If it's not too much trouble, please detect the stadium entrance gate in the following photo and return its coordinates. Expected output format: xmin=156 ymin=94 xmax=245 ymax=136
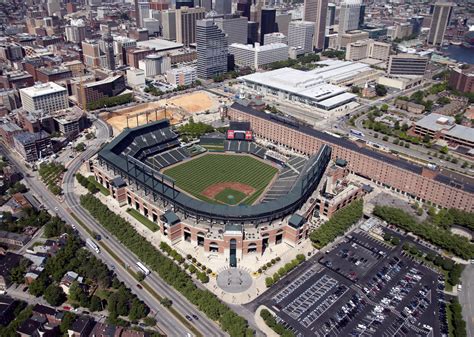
xmin=230 ymin=239 xmax=237 ymax=267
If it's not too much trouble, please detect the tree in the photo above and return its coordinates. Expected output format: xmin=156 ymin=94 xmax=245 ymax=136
xmin=375 ymin=84 xmax=387 ymax=96
xmin=440 ymin=146 xmax=449 ymax=154
xmin=380 ymin=104 xmax=389 ymax=111
xmin=68 ymin=281 xmax=83 ymax=302
xmin=60 ymin=312 xmax=76 ymax=334
xmin=160 ymin=297 xmax=172 ymax=308
xmin=89 ymin=295 xmax=103 ymax=312
xmin=43 ymin=284 xmax=66 ymax=306
xmin=75 ymin=143 xmax=86 ymax=152
xmin=129 ymin=299 xmax=148 ymax=321
xmin=144 ymin=316 xmax=157 ymax=326
xmin=8 ymin=181 xmax=27 ymax=194
xmin=29 ymin=274 xmax=49 ymax=297
xmin=9 ymin=259 xmax=30 ymax=284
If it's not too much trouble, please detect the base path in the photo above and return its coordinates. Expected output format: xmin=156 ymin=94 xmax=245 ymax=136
xmin=202 ymin=182 xmax=255 ymax=200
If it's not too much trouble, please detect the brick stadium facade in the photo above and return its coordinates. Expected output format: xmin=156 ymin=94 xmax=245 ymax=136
xmin=227 ymin=103 xmax=473 ymax=212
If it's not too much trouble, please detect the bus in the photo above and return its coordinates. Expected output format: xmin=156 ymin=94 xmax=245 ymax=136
xmin=86 ymin=238 xmax=100 ymax=254
xmin=136 ymin=261 xmax=150 ymax=276
xmin=350 ymin=129 xmax=365 ymax=137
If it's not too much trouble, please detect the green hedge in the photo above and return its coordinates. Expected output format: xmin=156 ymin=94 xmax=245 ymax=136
xmin=310 ymin=200 xmax=364 ymax=248
xmin=127 ymin=208 xmax=159 ymax=232
xmin=373 ymin=205 xmax=474 ymax=260
xmin=260 ymin=309 xmax=294 ymax=337
xmin=448 ymin=298 xmax=467 ymax=337
xmin=265 ymin=254 xmax=306 ymax=288
xmin=87 ymin=93 xmax=133 ymax=111
xmin=80 ymin=194 xmax=253 ymax=337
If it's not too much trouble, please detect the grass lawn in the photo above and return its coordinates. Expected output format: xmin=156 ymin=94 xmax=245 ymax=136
xmin=87 ymin=176 xmax=110 ymax=196
xmin=163 ymin=154 xmax=277 ymax=205
xmin=214 ymin=188 xmax=247 ymax=205
xmin=127 ymin=208 xmax=159 ymax=232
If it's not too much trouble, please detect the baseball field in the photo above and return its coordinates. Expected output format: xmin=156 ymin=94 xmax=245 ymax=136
xmin=163 ymin=154 xmax=278 ymax=206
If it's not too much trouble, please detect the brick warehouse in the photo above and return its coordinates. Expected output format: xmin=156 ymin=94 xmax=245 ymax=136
xmin=226 ymin=103 xmax=473 ymax=212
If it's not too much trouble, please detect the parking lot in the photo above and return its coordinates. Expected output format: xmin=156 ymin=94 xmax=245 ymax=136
xmin=258 ymin=230 xmax=445 ymax=337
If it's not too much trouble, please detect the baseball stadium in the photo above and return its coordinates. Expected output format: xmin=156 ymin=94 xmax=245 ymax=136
xmin=93 ymin=114 xmax=331 ymax=265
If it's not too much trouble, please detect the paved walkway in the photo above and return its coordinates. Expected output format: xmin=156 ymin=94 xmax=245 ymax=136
xmin=217 ymin=268 xmax=253 ymax=293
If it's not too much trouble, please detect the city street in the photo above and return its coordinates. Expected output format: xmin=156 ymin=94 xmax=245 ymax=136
xmin=0 ymin=119 xmax=207 ymax=337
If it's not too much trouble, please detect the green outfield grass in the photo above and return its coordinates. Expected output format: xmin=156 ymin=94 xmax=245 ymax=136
xmin=163 ymin=154 xmax=277 ymax=205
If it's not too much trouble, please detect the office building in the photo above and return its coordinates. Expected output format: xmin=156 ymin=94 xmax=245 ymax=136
xmin=275 ymin=12 xmax=291 ymax=36
xmin=260 ymin=8 xmax=277 ymax=44
xmin=143 ymin=18 xmax=161 ymax=35
xmin=264 ymin=32 xmax=287 ymax=45
xmin=215 ymin=15 xmax=248 ymax=45
xmin=388 ymin=54 xmax=428 ymax=76
xmin=65 ymin=19 xmax=86 ymax=44
xmin=166 ymin=66 xmax=197 ymax=86
xmin=229 ymin=42 xmax=289 ymax=69
xmin=448 ymin=66 xmax=474 ymax=94
xmin=237 ymin=0 xmax=251 ymax=20
xmin=359 ymin=3 xmax=365 ymax=28
xmin=196 ymin=19 xmax=228 ymax=79
xmin=138 ymin=2 xmax=151 ymax=27
xmin=77 ymin=75 xmax=126 ymax=110
xmin=138 ymin=54 xmax=171 ymax=76
xmin=127 ymin=68 xmax=146 ymax=88
xmin=414 ymin=113 xmax=473 ymax=148
xmin=327 ymin=3 xmax=336 ymax=26
xmin=288 ymin=21 xmax=314 ymax=53
xmin=46 ymin=0 xmax=61 ymax=17
xmin=162 ymin=10 xmax=177 ymax=41
xmin=248 ymin=21 xmax=259 ymax=44
xmin=176 ymin=0 xmax=194 ymax=8
xmin=19 ymin=82 xmax=68 ymax=114
xmin=197 ymin=0 xmax=212 ymax=11
xmin=100 ymin=32 xmax=116 ymax=71
xmin=338 ymin=0 xmax=362 ymax=33
xmin=176 ymin=7 xmax=206 ymax=46
xmin=338 ymin=30 xmax=369 ymax=49
xmin=410 ymin=16 xmax=424 ymax=36
xmin=215 ymin=0 xmax=232 ymax=15
xmin=346 ymin=39 xmax=390 ymax=61
xmin=81 ymin=40 xmax=101 ymax=68
xmin=392 ymin=22 xmax=413 ymax=40
xmin=427 ymin=2 xmax=454 ymax=46
xmin=303 ymin=0 xmax=328 ymax=50
xmin=13 ymin=131 xmax=52 ymax=162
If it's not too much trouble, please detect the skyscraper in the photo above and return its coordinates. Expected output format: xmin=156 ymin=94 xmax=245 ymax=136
xmin=338 ymin=0 xmax=362 ymax=33
xmin=260 ymin=8 xmax=277 ymax=44
xmin=196 ymin=19 xmax=228 ymax=79
xmin=176 ymin=0 xmax=194 ymax=9
xmin=215 ymin=0 xmax=232 ymax=15
xmin=215 ymin=15 xmax=248 ymax=45
xmin=303 ymin=0 xmax=328 ymax=50
xmin=65 ymin=19 xmax=86 ymax=44
xmin=237 ymin=0 xmax=251 ymax=20
xmin=427 ymin=2 xmax=454 ymax=46
xmin=327 ymin=3 xmax=336 ymax=27
xmin=161 ymin=10 xmax=177 ymax=41
xmin=176 ymin=7 xmax=206 ymax=46
xmin=134 ymin=0 xmax=141 ymax=27
xmin=101 ymin=32 xmax=116 ymax=70
xmin=138 ymin=2 xmax=151 ymax=28
xmin=288 ymin=21 xmax=315 ymax=53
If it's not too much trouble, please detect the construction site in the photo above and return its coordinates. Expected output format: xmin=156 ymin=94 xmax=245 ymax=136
xmin=103 ymin=91 xmax=222 ymax=133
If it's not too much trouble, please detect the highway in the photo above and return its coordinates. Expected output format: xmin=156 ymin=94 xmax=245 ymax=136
xmin=0 ymin=118 xmax=225 ymax=337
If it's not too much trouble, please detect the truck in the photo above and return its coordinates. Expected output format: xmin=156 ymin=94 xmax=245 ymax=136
xmin=86 ymin=238 xmax=100 ymax=254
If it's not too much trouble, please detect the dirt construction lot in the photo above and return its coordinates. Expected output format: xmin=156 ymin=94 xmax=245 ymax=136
xmin=104 ymin=91 xmax=220 ymax=133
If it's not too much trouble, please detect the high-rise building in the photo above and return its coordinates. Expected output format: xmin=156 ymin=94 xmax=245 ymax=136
xmin=338 ymin=0 xmax=362 ymax=33
xmin=448 ymin=66 xmax=474 ymax=94
xmin=338 ymin=30 xmax=369 ymax=49
xmin=46 ymin=0 xmax=61 ymax=17
xmin=248 ymin=21 xmax=259 ymax=44
xmin=410 ymin=16 xmax=424 ymax=36
xmin=81 ymin=40 xmax=101 ymax=68
xmin=288 ymin=21 xmax=315 ymax=53
xmin=100 ymin=32 xmax=116 ymax=71
xmin=303 ymin=0 xmax=328 ymax=50
xmin=392 ymin=22 xmax=413 ymax=40
xmin=229 ymin=42 xmax=288 ymax=69
xmin=65 ymin=19 xmax=86 ymax=44
xmin=196 ymin=19 xmax=228 ymax=79
xmin=237 ymin=0 xmax=251 ymax=20
xmin=275 ymin=12 xmax=291 ymax=36
xmin=176 ymin=7 xmax=206 ymax=46
xmin=143 ymin=18 xmax=161 ymax=35
xmin=388 ymin=54 xmax=428 ymax=76
xmin=345 ymin=39 xmax=390 ymax=61
xmin=264 ymin=32 xmax=287 ymax=45
xmin=359 ymin=4 xmax=365 ymax=28
xmin=215 ymin=0 xmax=232 ymax=15
xmin=260 ymin=8 xmax=277 ymax=44
xmin=19 ymin=82 xmax=68 ymax=114
xmin=196 ymin=0 xmax=212 ymax=11
xmin=138 ymin=2 xmax=151 ymax=27
xmin=427 ymin=2 xmax=454 ymax=46
xmin=134 ymin=0 xmax=141 ymax=27
xmin=77 ymin=75 xmax=126 ymax=110
xmin=161 ymin=10 xmax=177 ymax=41
xmin=176 ymin=0 xmax=194 ymax=9
xmin=327 ymin=3 xmax=336 ymax=26
xmin=214 ymin=15 xmax=248 ymax=45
